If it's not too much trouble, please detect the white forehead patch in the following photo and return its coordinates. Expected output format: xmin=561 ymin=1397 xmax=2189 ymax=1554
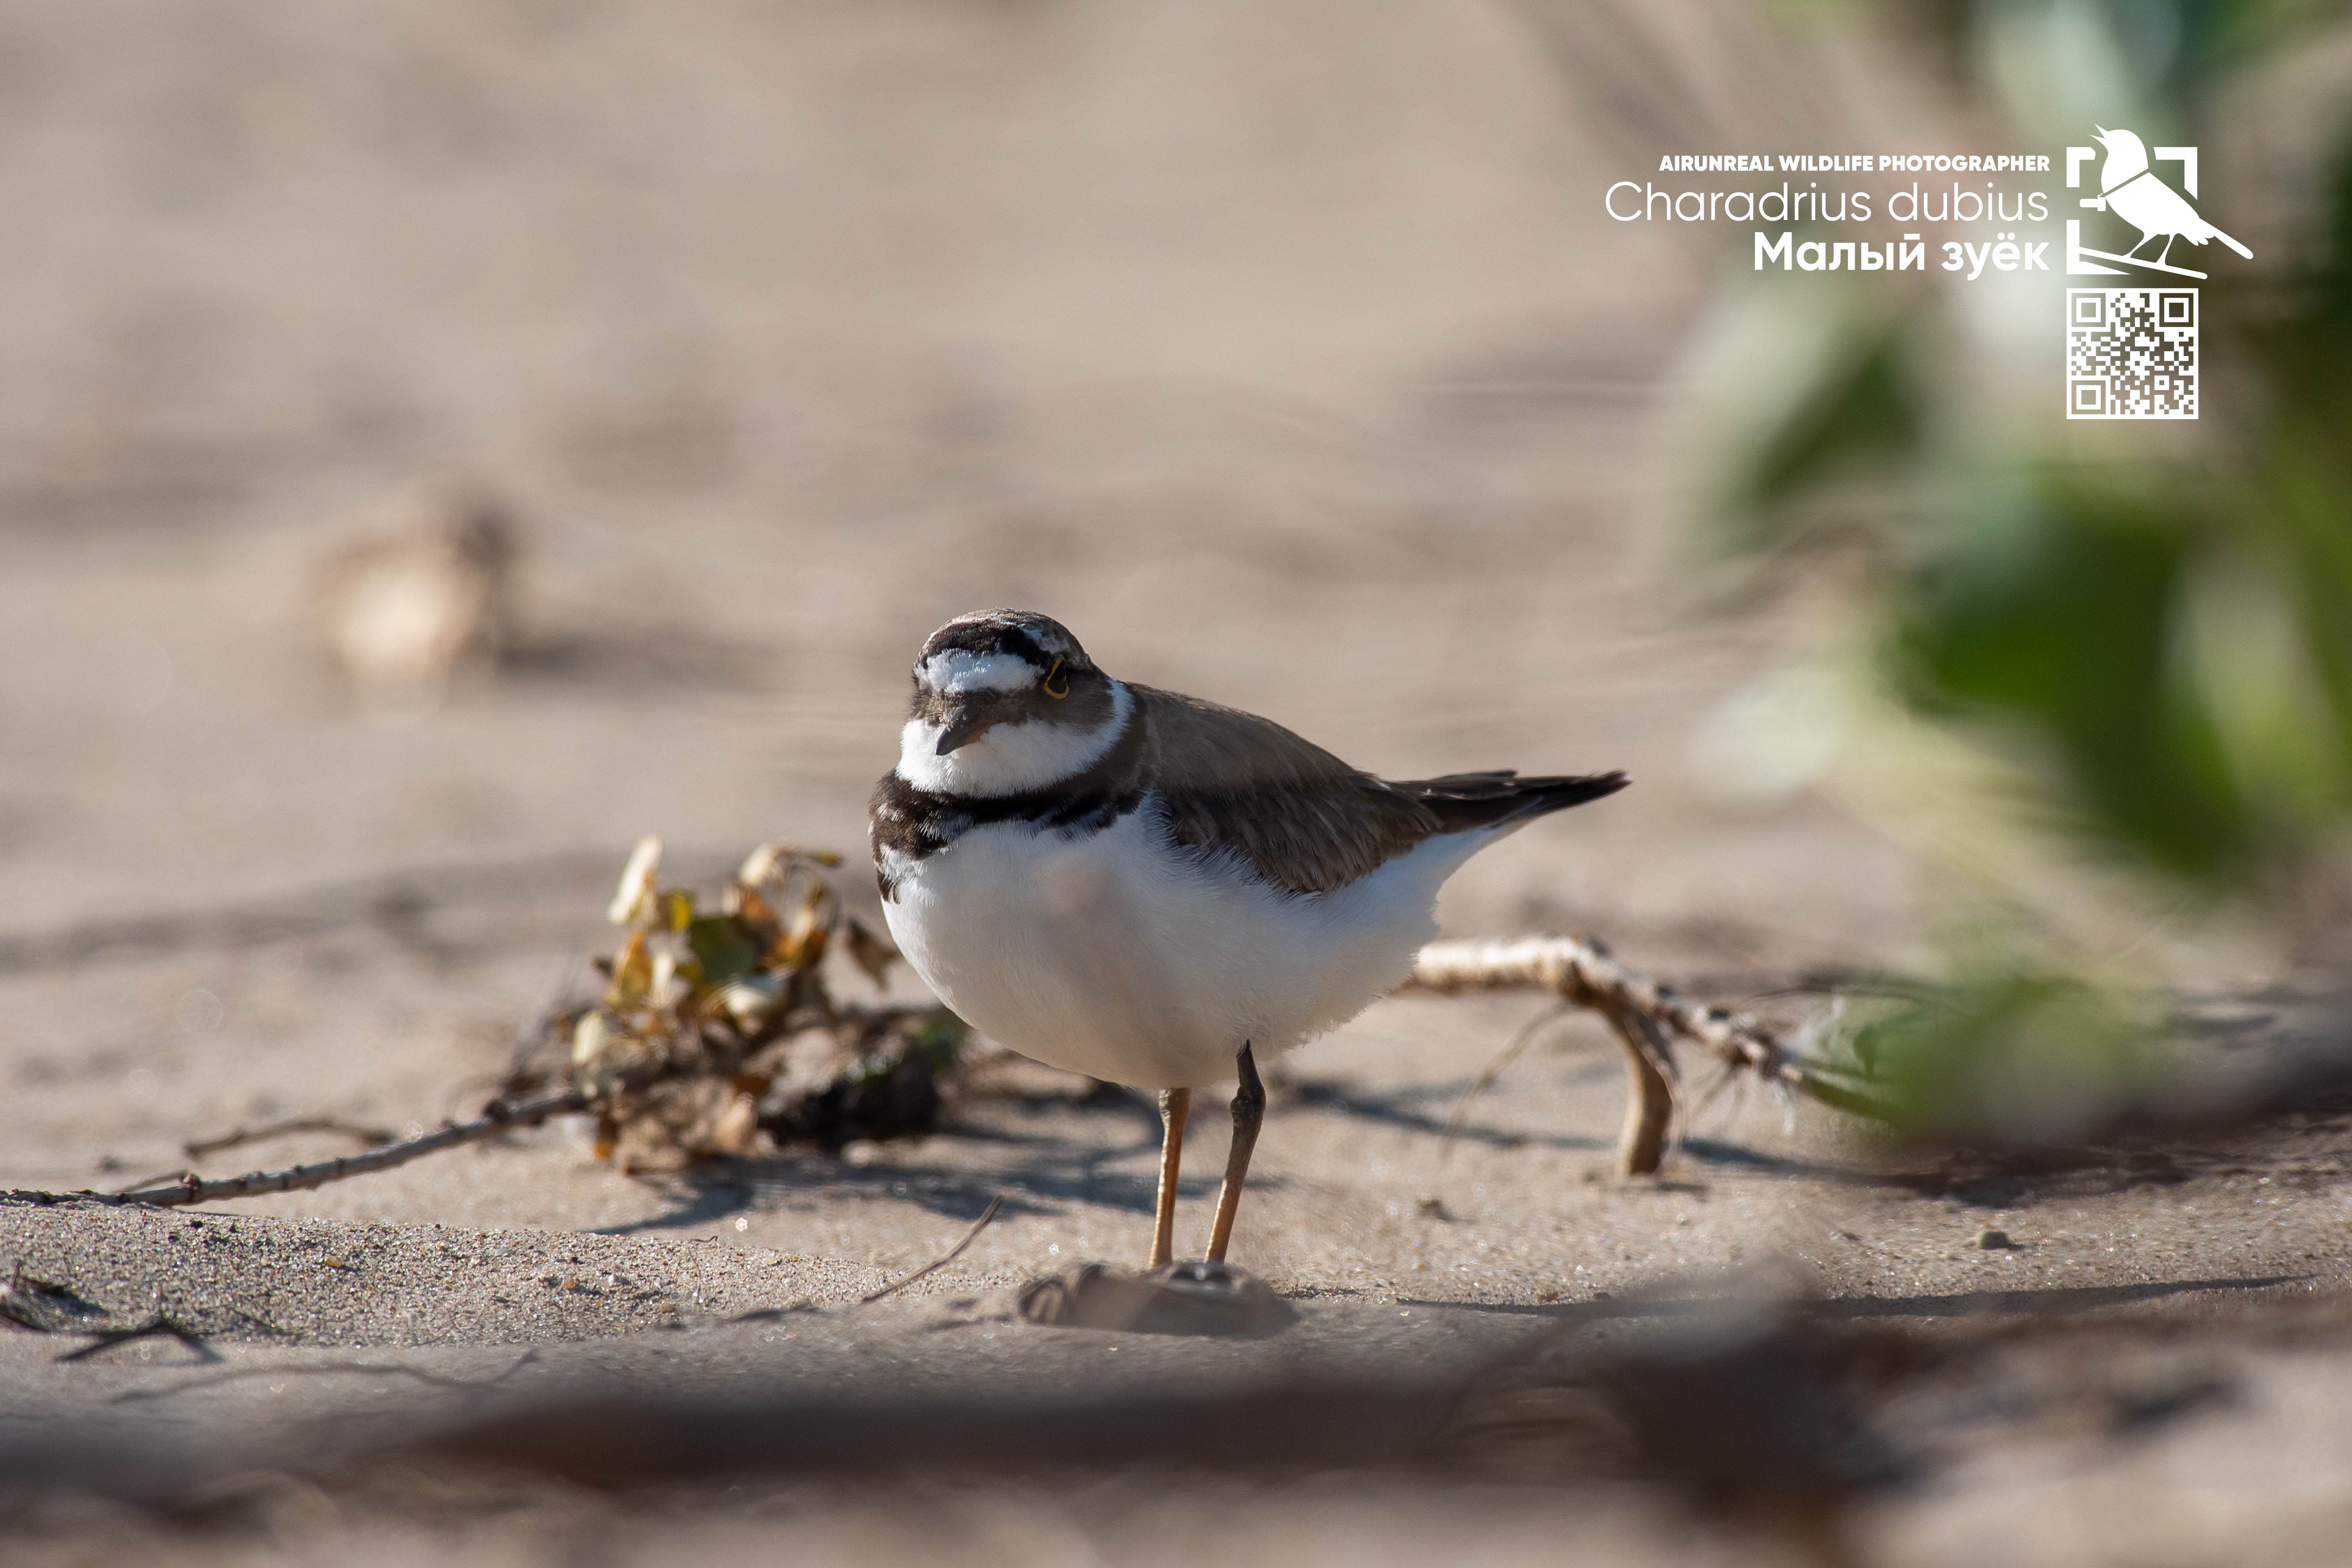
xmin=918 ymin=649 xmax=1038 ymax=695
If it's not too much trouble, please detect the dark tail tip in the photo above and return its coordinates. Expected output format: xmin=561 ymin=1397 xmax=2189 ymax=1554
xmin=1491 ymin=769 xmax=1629 ymax=830
xmin=1548 ymin=770 xmax=1630 ymax=810
xmin=1405 ymin=766 xmax=1630 ymax=831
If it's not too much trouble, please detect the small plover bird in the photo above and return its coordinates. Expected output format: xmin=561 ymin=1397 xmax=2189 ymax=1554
xmin=871 ymin=610 xmax=1625 ymax=1268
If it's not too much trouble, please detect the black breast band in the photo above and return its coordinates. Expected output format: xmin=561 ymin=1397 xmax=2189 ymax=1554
xmin=869 ymin=709 xmax=1147 ymax=898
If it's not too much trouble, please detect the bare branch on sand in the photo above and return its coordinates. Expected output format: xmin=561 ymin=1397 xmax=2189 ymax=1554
xmin=75 ymin=1082 xmax=597 ymax=1210
xmin=1405 ymin=935 xmax=1889 ymax=1175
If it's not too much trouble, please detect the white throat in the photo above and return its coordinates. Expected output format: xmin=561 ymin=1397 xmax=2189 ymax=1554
xmin=897 ymin=680 xmax=1132 ymax=798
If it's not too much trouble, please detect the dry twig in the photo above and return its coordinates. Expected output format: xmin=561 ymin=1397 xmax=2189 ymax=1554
xmin=58 ymin=1082 xmax=600 ymax=1211
xmin=103 ymin=1169 xmax=195 ymax=1196
xmin=1436 ymin=1001 xmax=1572 ymax=1158
xmin=184 ymin=1117 xmax=399 ymax=1159
xmin=860 ymin=1195 xmax=1005 ymax=1304
xmin=1404 ymin=935 xmax=1888 ymax=1175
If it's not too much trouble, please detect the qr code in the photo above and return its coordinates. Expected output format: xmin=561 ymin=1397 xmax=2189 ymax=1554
xmin=2066 ymin=288 xmax=2197 ymax=419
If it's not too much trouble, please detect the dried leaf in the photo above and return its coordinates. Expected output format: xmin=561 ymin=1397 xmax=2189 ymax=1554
xmin=607 ymin=835 xmax=664 ymax=924
xmin=571 ymin=1010 xmax=611 ymax=1068
xmin=725 ymin=882 xmax=779 ymax=928
xmin=774 ymin=881 xmax=834 ymax=970
xmin=736 ymin=841 xmax=786 ymax=888
xmin=718 ymin=972 xmax=790 ymax=1024
xmin=844 ymin=918 xmax=898 ymax=987
xmin=607 ymin=929 xmax=653 ymax=1008
xmin=799 ymin=930 xmax=832 ymax=972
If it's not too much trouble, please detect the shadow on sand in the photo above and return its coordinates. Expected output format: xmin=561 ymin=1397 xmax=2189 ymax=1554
xmin=1399 ymin=1272 xmax=2309 ymax=1321
xmin=592 ymin=1115 xmax=1293 ymax=1236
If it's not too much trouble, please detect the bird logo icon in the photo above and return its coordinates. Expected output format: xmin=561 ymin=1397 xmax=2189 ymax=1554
xmin=2066 ymin=128 xmax=2251 ymax=278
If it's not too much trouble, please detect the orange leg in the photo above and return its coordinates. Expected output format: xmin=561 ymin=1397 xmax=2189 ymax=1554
xmin=1149 ymin=1087 xmax=1190 ymax=1268
xmin=1204 ymin=1043 xmax=1265 ymax=1264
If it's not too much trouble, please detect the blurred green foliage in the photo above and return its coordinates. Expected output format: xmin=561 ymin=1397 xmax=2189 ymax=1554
xmin=1724 ymin=0 xmax=2352 ymax=909
xmin=1707 ymin=0 xmax=2352 ymax=1133
xmin=1850 ymin=968 xmax=2145 ymax=1141
xmin=1892 ymin=471 xmax=2257 ymax=884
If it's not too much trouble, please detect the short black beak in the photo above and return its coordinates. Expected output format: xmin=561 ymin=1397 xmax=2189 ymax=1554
xmin=936 ymin=709 xmax=993 ymax=755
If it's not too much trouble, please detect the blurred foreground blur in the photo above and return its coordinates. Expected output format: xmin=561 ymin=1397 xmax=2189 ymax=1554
xmin=1668 ymin=0 xmax=2352 ymax=1138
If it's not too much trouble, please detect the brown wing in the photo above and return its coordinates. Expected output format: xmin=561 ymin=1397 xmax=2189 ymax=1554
xmin=1131 ymin=683 xmax=1441 ymax=895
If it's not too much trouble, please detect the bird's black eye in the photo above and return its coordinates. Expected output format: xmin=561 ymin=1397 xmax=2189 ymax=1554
xmin=1042 ymin=658 xmax=1070 ymax=699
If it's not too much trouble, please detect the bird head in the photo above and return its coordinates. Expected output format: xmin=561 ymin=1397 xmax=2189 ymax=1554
xmin=907 ymin=609 xmax=1108 ymax=756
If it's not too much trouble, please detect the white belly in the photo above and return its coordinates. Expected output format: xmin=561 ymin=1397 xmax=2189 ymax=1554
xmin=880 ymin=807 xmax=1497 ymax=1088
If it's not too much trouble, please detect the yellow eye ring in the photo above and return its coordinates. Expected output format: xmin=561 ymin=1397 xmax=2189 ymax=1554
xmin=1042 ymin=658 xmax=1070 ymax=699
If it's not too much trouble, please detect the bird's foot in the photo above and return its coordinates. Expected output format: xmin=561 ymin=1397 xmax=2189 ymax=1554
xmin=1016 ymin=1258 xmax=1294 ymax=1337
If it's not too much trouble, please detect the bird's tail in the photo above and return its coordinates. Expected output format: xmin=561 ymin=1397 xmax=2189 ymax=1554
xmin=2213 ymin=227 xmax=2253 ymax=259
xmin=1397 ymin=769 xmax=1630 ymax=833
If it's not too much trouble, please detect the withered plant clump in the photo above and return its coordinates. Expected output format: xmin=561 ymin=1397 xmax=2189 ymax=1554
xmin=559 ymin=838 xmax=967 ymax=1173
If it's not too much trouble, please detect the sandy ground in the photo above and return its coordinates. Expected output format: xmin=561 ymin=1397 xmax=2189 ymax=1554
xmin=4 ymin=4 xmax=2352 ymax=1563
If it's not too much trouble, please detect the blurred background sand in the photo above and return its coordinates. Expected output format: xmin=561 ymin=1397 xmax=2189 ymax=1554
xmin=0 ymin=0 xmax=1905 ymax=947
